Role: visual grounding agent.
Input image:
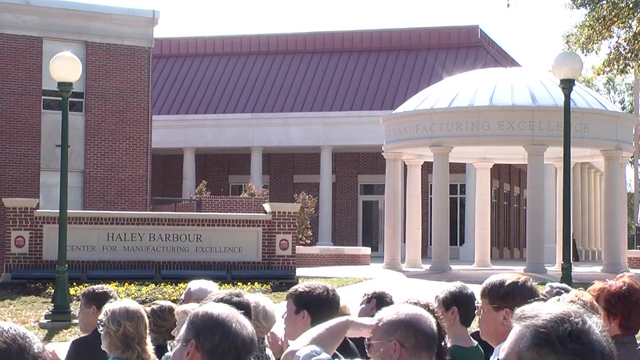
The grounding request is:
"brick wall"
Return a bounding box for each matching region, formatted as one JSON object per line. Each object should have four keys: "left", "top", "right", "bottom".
{"left": 0, "top": 34, "right": 43, "bottom": 274}
{"left": 3, "top": 201, "right": 297, "bottom": 275}
{"left": 297, "top": 253, "right": 371, "bottom": 267}
{"left": 629, "top": 256, "right": 640, "bottom": 269}
{"left": 199, "top": 196, "right": 266, "bottom": 213}
{"left": 84, "top": 42, "right": 152, "bottom": 211}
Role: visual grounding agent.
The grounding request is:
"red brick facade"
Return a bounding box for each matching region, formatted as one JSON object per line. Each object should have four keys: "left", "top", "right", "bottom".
{"left": 3, "top": 202, "right": 297, "bottom": 275}
{"left": 84, "top": 42, "right": 152, "bottom": 212}
{"left": 0, "top": 34, "right": 43, "bottom": 275}
{"left": 151, "top": 152, "right": 529, "bottom": 258}
{"left": 629, "top": 256, "right": 640, "bottom": 269}
{"left": 296, "top": 252, "right": 371, "bottom": 267}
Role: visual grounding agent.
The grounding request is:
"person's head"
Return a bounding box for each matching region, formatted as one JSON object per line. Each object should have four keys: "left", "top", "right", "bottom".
{"left": 78, "top": 285, "right": 119, "bottom": 334}
{"left": 543, "top": 282, "right": 572, "bottom": 299}
{"left": 99, "top": 299, "right": 155, "bottom": 360}
{"left": 146, "top": 300, "right": 178, "bottom": 347}
{"left": 367, "top": 304, "right": 439, "bottom": 360}
{"left": 283, "top": 282, "right": 340, "bottom": 341}
{"left": 498, "top": 301, "right": 616, "bottom": 360}
{"left": 338, "top": 301, "right": 352, "bottom": 317}
{"left": 548, "top": 289, "right": 602, "bottom": 316}
{"left": 402, "top": 299, "right": 448, "bottom": 360}
{"left": 246, "top": 293, "right": 277, "bottom": 338}
{"left": 0, "top": 322, "right": 48, "bottom": 360}
{"left": 435, "top": 282, "right": 477, "bottom": 330}
{"left": 477, "top": 274, "right": 541, "bottom": 347}
{"left": 171, "top": 302, "right": 257, "bottom": 360}
{"left": 358, "top": 291, "right": 394, "bottom": 317}
{"left": 587, "top": 273, "right": 640, "bottom": 336}
{"left": 181, "top": 280, "right": 220, "bottom": 304}
{"left": 203, "top": 290, "right": 252, "bottom": 321}
{"left": 173, "top": 303, "right": 199, "bottom": 338}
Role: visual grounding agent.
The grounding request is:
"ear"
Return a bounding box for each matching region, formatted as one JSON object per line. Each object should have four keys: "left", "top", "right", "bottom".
{"left": 502, "top": 308, "right": 513, "bottom": 326}
{"left": 91, "top": 306, "right": 99, "bottom": 316}
{"left": 450, "top": 306, "right": 459, "bottom": 318}
{"left": 185, "top": 339, "right": 198, "bottom": 359}
{"left": 369, "top": 299, "right": 377, "bottom": 309}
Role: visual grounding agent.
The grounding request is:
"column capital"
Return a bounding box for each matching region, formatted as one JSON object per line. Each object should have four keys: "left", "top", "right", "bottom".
{"left": 403, "top": 157, "right": 426, "bottom": 166}
{"left": 320, "top": 146, "right": 333, "bottom": 152}
{"left": 523, "top": 144, "right": 548, "bottom": 155}
{"left": 183, "top": 147, "right": 196, "bottom": 154}
{"left": 250, "top": 146, "right": 264, "bottom": 152}
{"left": 430, "top": 146, "right": 453, "bottom": 155}
{"left": 383, "top": 152, "right": 404, "bottom": 160}
{"left": 472, "top": 162, "right": 494, "bottom": 170}
{"left": 601, "top": 150, "right": 623, "bottom": 159}
{"left": 588, "top": 167, "right": 596, "bottom": 174}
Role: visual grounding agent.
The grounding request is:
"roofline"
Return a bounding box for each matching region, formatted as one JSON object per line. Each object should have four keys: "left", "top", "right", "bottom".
{"left": 152, "top": 25, "right": 519, "bottom": 66}
{"left": 0, "top": 0, "right": 159, "bottom": 20}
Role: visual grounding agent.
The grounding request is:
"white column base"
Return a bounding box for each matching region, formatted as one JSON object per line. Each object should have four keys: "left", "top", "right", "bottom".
{"left": 544, "top": 244, "right": 556, "bottom": 265}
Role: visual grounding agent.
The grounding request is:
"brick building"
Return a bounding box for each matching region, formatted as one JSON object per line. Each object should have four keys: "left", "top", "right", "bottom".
{"left": 150, "top": 26, "right": 535, "bottom": 261}
{"left": 0, "top": 0, "right": 157, "bottom": 270}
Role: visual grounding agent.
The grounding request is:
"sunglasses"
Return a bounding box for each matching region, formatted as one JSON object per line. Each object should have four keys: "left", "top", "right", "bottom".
{"left": 364, "top": 339, "right": 394, "bottom": 352}
{"left": 96, "top": 319, "right": 106, "bottom": 334}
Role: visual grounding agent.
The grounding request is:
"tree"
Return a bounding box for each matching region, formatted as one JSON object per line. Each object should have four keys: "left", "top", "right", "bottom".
{"left": 294, "top": 192, "right": 318, "bottom": 246}
{"left": 579, "top": 67, "right": 634, "bottom": 114}
{"left": 192, "top": 180, "right": 211, "bottom": 198}
{"left": 564, "top": 0, "right": 640, "bottom": 77}
{"left": 240, "top": 181, "right": 269, "bottom": 200}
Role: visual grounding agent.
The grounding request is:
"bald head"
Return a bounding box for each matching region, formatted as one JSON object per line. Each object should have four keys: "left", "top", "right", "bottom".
{"left": 374, "top": 304, "right": 439, "bottom": 359}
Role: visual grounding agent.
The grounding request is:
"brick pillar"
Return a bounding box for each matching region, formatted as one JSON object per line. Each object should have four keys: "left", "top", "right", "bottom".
{"left": 263, "top": 203, "right": 300, "bottom": 272}
{"left": 2, "top": 198, "right": 40, "bottom": 281}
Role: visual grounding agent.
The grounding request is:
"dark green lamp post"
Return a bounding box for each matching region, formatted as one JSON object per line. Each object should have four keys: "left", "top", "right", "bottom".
{"left": 45, "top": 51, "right": 83, "bottom": 322}
{"left": 552, "top": 51, "right": 584, "bottom": 286}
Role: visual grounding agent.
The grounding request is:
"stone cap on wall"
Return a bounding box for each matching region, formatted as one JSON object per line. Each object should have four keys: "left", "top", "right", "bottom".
{"left": 2, "top": 198, "right": 39, "bottom": 208}
{"left": 296, "top": 246, "right": 371, "bottom": 255}
{"left": 33, "top": 209, "right": 270, "bottom": 220}
{"left": 263, "top": 203, "right": 301, "bottom": 213}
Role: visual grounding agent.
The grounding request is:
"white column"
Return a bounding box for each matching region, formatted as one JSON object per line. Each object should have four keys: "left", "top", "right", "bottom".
{"left": 554, "top": 162, "right": 564, "bottom": 268}
{"left": 473, "top": 162, "right": 493, "bottom": 267}
{"left": 404, "top": 158, "right": 424, "bottom": 269}
{"left": 250, "top": 147, "right": 264, "bottom": 189}
{"left": 182, "top": 147, "right": 196, "bottom": 198}
{"left": 544, "top": 164, "right": 556, "bottom": 264}
{"left": 430, "top": 146, "right": 453, "bottom": 271}
{"left": 524, "top": 145, "right": 548, "bottom": 273}
{"left": 573, "top": 163, "right": 583, "bottom": 258}
{"left": 588, "top": 166, "right": 596, "bottom": 260}
{"left": 602, "top": 150, "right": 625, "bottom": 273}
{"left": 581, "top": 163, "right": 590, "bottom": 260}
{"left": 620, "top": 156, "right": 630, "bottom": 270}
{"left": 317, "top": 146, "right": 334, "bottom": 246}
{"left": 461, "top": 164, "right": 476, "bottom": 262}
{"left": 383, "top": 152, "right": 403, "bottom": 270}
{"left": 594, "top": 172, "right": 602, "bottom": 260}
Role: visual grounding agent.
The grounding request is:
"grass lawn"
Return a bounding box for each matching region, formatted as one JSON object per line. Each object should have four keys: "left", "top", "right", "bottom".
{"left": 0, "top": 277, "right": 368, "bottom": 343}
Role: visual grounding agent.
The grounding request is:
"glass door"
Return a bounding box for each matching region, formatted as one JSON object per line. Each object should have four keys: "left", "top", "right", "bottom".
{"left": 359, "top": 196, "right": 384, "bottom": 256}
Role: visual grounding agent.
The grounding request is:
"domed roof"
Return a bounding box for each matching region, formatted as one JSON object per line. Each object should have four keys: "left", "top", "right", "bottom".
{"left": 394, "top": 67, "right": 621, "bottom": 113}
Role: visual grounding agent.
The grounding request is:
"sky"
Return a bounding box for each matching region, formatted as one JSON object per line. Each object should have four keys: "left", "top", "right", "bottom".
{"left": 65, "top": 0, "right": 594, "bottom": 71}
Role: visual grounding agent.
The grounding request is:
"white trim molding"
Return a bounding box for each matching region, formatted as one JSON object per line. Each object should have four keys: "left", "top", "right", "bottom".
{"left": 263, "top": 203, "right": 301, "bottom": 213}
{"left": 153, "top": 111, "right": 390, "bottom": 149}
{"left": 34, "top": 210, "right": 269, "bottom": 220}
{"left": 293, "top": 175, "right": 336, "bottom": 183}
{"left": 358, "top": 175, "right": 385, "bottom": 183}
{"left": 3, "top": 198, "right": 40, "bottom": 208}
{"left": 296, "top": 246, "right": 371, "bottom": 255}
{"left": 428, "top": 173, "right": 466, "bottom": 182}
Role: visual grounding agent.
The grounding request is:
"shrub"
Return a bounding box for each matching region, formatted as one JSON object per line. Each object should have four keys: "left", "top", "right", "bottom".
{"left": 294, "top": 191, "right": 318, "bottom": 245}
{"left": 241, "top": 181, "right": 269, "bottom": 201}
{"left": 192, "top": 180, "right": 211, "bottom": 198}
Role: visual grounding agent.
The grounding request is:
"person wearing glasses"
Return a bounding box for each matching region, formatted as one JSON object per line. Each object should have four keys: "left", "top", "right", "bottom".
{"left": 169, "top": 302, "right": 257, "bottom": 360}
{"left": 54, "top": 285, "right": 119, "bottom": 360}
{"left": 281, "top": 303, "right": 439, "bottom": 360}
{"left": 476, "top": 274, "right": 541, "bottom": 360}
{"left": 98, "top": 299, "right": 156, "bottom": 360}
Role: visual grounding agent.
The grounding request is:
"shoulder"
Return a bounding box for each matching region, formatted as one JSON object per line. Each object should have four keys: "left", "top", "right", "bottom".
{"left": 294, "top": 345, "right": 333, "bottom": 360}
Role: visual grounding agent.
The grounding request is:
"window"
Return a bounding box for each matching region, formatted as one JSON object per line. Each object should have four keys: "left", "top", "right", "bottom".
{"left": 523, "top": 194, "right": 528, "bottom": 245}
{"left": 229, "top": 183, "right": 269, "bottom": 196}
{"left": 503, "top": 188, "right": 511, "bottom": 248}
{"left": 39, "top": 170, "right": 84, "bottom": 210}
{"left": 514, "top": 192, "right": 521, "bottom": 249}
{"left": 42, "top": 90, "right": 84, "bottom": 113}
{"left": 360, "top": 184, "right": 385, "bottom": 196}
{"left": 492, "top": 187, "right": 498, "bottom": 248}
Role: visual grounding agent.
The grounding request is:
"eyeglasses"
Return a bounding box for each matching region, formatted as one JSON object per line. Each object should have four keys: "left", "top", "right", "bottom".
{"left": 168, "top": 338, "right": 190, "bottom": 352}
{"left": 364, "top": 339, "right": 395, "bottom": 352}
{"left": 475, "top": 302, "right": 501, "bottom": 315}
{"left": 96, "top": 319, "right": 106, "bottom": 334}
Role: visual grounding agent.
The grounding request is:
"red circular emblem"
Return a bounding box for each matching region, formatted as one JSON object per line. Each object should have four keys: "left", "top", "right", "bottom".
{"left": 14, "top": 235, "right": 25, "bottom": 249}
{"left": 279, "top": 238, "right": 290, "bottom": 251}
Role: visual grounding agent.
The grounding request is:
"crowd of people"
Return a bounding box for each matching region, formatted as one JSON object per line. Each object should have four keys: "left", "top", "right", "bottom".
{"left": 1, "top": 272, "right": 640, "bottom": 360}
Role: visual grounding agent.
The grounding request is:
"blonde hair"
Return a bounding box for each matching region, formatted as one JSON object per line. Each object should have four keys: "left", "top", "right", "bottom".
{"left": 173, "top": 303, "right": 199, "bottom": 337}
{"left": 550, "top": 289, "right": 602, "bottom": 317}
{"left": 246, "top": 293, "right": 276, "bottom": 337}
{"left": 338, "top": 301, "right": 352, "bottom": 316}
{"left": 146, "top": 300, "right": 178, "bottom": 346}
{"left": 100, "top": 299, "right": 155, "bottom": 360}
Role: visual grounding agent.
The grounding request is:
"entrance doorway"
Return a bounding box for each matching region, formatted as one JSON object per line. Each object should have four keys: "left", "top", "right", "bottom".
{"left": 359, "top": 183, "right": 385, "bottom": 257}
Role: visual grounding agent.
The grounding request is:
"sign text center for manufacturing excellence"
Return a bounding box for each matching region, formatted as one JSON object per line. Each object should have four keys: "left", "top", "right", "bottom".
{"left": 42, "top": 225, "right": 262, "bottom": 262}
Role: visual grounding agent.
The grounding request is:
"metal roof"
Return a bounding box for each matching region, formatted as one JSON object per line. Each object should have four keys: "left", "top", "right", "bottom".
{"left": 152, "top": 26, "right": 520, "bottom": 115}
{"left": 394, "top": 67, "right": 622, "bottom": 113}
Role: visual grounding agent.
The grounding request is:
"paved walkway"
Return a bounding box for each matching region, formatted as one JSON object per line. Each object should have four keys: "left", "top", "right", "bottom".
{"left": 46, "top": 258, "right": 633, "bottom": 358}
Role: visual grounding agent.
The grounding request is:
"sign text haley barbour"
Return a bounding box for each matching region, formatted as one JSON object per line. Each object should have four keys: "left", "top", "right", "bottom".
{"left": 42, "top": 225, "right": 261, "bottom": 261}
